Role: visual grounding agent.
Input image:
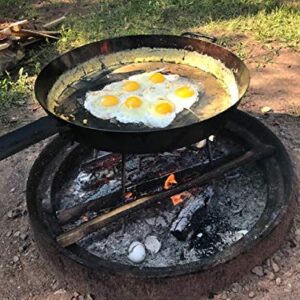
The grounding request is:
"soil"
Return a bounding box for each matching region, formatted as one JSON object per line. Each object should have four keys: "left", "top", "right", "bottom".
{"left": 0, "top": 43, "right": 299, "bottom": 299}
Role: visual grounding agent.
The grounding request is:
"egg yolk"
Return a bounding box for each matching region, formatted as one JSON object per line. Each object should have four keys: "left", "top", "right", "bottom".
{"left": 175, "top": 86, "right": 195, "bottom": 98}
{"left": 149, "top": 72, "right": 165, "bottom": 84}
{"left": 123, "top": 81, "right": 140, "bottom": 92}
{"left": 100, "top": 95, "right": 119, "bottom": 107}
{"left": 154, "top": 101, "right": 174, "bottom": 115}
{"left": 125, "top": 96, "right": 142, "bottom": 108}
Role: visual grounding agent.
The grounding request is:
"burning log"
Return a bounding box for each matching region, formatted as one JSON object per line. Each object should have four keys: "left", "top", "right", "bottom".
{"left": 56, "top": 144, "right": 274, "bottom": 247}
{"left": 170, "top": 186, "right": 214, "bottom": 241}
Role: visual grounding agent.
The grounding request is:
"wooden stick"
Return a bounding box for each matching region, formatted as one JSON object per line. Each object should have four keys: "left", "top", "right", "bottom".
{"left": 42, "top": 16, "right": 66, "bottom": 29}
{"left": 56, "top": 144, "right": 274, "bottom": 247}
{"left": 57, "top": 150, "right": 241, "bottom": 224}
{"left": 19, "top": 29, "right": 59, "bottom": 40}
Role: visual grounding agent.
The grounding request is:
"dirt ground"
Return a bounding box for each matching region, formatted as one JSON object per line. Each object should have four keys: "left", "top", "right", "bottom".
{"left": 0, "top": 44, "right": 299, "bottom": 299}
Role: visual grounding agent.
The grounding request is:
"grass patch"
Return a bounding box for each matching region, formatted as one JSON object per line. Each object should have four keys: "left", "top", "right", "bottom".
{"left": 202, "top": 5, "right": 300, "bottom": 48}
{"left": 0, "top": 68, "right": 32, "bottom": 114}
{"left": 57, "top": 0, "right": 300, "bottom": 51}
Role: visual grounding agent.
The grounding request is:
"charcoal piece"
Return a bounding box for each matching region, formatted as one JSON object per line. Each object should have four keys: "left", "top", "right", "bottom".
{"left": 170, "top": 186, "right": 214, "bottom": 241}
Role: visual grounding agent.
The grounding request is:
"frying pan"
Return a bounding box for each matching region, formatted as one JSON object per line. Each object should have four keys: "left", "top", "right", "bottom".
{"left": 0, "top": 33, "right": 250, "bottom": 159}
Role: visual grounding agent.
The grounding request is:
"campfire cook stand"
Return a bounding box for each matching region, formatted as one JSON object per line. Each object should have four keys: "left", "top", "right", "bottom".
{"left": 0, "top": 34, "right": 297, "bottom": 299}
{"left": 24, "top": 110, "right": 297, "bottom": 299}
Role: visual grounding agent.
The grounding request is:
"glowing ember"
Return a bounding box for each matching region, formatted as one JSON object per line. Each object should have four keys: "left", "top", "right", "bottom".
{"left": 125, "top": 192, "right": 133, "bottom": 200}
{"left": 170, "top": 191, "right": 191, "bottom": 206}
{"left": 170, "top": 194, "right": 184, "bottom": 206}
{"left": 164, "top": 174, "right": 177, "bottom": 190}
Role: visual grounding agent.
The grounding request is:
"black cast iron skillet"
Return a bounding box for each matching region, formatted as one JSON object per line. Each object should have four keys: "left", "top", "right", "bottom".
{"left": 0, "top": 33, "right": 250, "bottom": 159}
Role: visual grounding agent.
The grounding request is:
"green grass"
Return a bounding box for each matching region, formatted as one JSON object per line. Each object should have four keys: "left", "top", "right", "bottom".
{"left": 0, "top": 68, "right": 32, "bottom": 114}
{"left": 202, "top": 5, "right": 300, "bottom": 48}
{"left": 0, "top": 0, "right": 299, "bottom": 119}
{"left": 57, "top": 0, "right": 300, "bottom": 51}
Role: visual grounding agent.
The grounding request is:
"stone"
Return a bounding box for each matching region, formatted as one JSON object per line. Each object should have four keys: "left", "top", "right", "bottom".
{"left": 13, "top": 231, "right": 20, "bottom": 238}
{"left": 7, "top": 208, "right": 22, "bottom": 219}
{"left": 18, "top": 245, "right": 27, "bottom": 253}
{"left": 231, "top": 282, "right": 242, "bottom": 293}
{"left": 272, "top": 260, "right": 280, "bottom": 273}
{"left": 73, "top": 291, "right": 80, "bottom": 297}
{"left": 295, "top": 229, "right": 300, "bottom": 236}
{"left": 54, "top": 288, "right": 66, "bottom": 295}
{"left": 261, "top": 106, "right": 272, "bottom": 114}
{"left": 275, "top": 277, "right": 282, "bottom": 286}
{"left": 20, "top": 233, "right": 28, "bottom": 241}
{"left": 295, "top": 235, "right": 300, "bottom": 242}
{"left": 266, "top": 271, "right": 275, "bottom": 280}
{"left": 6, "top": 230, "right": 12, "bottom": 237}
{"left": 86, "top": 294, "right": 94, "bottom": 300}
{"left": 249, "top": 291, "right": 256, "bottom": 298}
{"left": 251, "top": 266, "right": 264, "bottom": 277}
{"left": 145, "top": 236, "right": 161, "bottom": 254}
{"left": 13, "top": 256, "right": 19, "bottom": 263}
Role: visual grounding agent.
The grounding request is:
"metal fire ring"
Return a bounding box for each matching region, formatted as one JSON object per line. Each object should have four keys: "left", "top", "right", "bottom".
{"left": 26, "top": 110, "right": 298, "bottom": 298}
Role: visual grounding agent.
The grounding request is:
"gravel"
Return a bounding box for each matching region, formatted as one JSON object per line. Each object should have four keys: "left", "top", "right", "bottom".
{"left": 275, "top": 277, "right": 282, "bottom": 286}
{"left": 272, "top": 261, "right": 280, "bottom": 273}
{"left": 251, "top": 266, "right": 264, "bottom": 277}
{"left": 12, "top": 256, "right": 19, "bottom": 263}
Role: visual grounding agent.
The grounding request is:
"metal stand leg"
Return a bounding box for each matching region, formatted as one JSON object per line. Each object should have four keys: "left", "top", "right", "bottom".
{"left": 121, "top": 153, "right": 126, "bottom": 199}
{"left": 206, "top": 140, "right": 214, "bottom": 167}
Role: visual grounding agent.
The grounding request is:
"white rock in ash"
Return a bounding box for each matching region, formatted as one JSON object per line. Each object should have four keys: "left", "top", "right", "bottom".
{"left": 145, "top": 236, "right": 162, "bottom": 254}
{"left": 128, "top": 241, "right": 146, "bottom": 263}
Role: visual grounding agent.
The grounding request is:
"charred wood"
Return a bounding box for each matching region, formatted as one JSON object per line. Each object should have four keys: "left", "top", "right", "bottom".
{"left": 56, "top": 144, "right": 274, "bottom": 247}
{"left": 170, "top": 186, "right": 214, "bottom": 241}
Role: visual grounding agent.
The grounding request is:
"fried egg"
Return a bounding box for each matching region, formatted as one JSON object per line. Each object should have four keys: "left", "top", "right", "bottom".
{"left": 84, "top": 70, "right": 202, "bottom": 128}
{"left": 168, "top": 80, "right": 200, "bottom": 113}
{"left": 146, "top": 99, "right": 176, "bottom": 128}
{"left": 115, "top": 96, "right": 149, "bottom": 124}
{"left": 84, "top": 92, "right": 121, "bottom": 119}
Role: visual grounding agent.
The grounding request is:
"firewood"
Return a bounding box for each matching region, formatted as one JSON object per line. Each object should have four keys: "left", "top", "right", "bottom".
{"left": 42, "top": 16, "right": 66, "bottom": 29}
{"left": 56, "top": 144, "right": 274, "bottom": 248}
{"left": 170, "top": 186, "right": 214, "bottom": 241}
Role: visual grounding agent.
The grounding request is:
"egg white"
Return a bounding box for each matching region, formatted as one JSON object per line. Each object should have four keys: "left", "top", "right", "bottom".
{"left": 167, "top": 79, "right": 200, "bottom": 113}
{"left": 115, "top": 98, "right": 150, "bottom": 124}
{"left": 84, "top": 91, "right": 121, "bottom": 120}
{"left": 145, "top": 100, "right": 177, "bottom": 128}
{"left": 84, "top": 70, "right": 202, "bottom": 127}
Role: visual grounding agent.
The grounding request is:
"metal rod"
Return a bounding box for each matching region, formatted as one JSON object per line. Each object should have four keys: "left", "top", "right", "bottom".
{"left": 121, "top": 153, "right": 126, "bottom": 199}
{"left": 206, "top": 139, "right": 214, "bottom": 168}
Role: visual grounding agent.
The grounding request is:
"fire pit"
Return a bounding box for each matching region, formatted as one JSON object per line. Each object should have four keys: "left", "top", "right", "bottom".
{"left": 0, "top": 34, "right": 297, "bottom": 299}
{"left": 26, "top": 110, "right": 297, "bottom": 299}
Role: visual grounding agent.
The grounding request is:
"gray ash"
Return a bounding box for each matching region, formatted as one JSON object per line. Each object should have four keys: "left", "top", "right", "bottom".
{"left": 79, "top": 164, "right": 266, "bottom": 266}
{"left": 53, "top": 135, "right": 267, "bottom": 268}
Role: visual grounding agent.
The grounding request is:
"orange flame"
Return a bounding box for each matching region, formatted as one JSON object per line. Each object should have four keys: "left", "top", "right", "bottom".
{"left": 171, "top": 194, "right": 184, "bottom": 206}
{"left": 170, "top": 191, "right": 192, "bottom": 206}
{"left": 125, "top": 191, "right": 133, "bottom": 200}
{"left": 164, "top": 173, "right": 177, "bottom": 190}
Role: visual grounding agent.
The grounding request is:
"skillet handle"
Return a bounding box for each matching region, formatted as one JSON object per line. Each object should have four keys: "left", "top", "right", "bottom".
{"left": 0, "top": 116, "right": 68, "bottom": 161}
{"left": 181, "top": 32, "right": 217, "bottom": 43}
